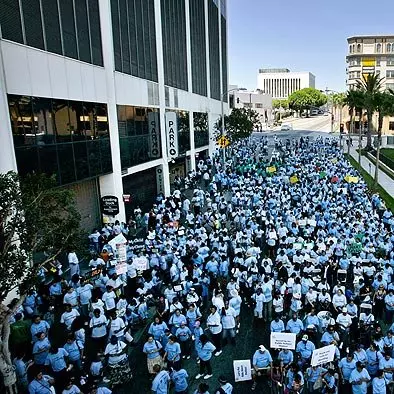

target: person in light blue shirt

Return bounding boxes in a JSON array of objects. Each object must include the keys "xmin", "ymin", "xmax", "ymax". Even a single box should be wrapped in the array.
[
  {"xmin": 372, "ymin": 370, "xmax": 387, "ymax": 394},
  {"xmin": 321, "ymin": 369, "xmax": 336, "ymax": 393},
  {"xmin": 45, "ymin": 346, "xmax": 68, "ymax": 373},
  {"xmin": 349, "ymin": 362, "xmax": 371, "ymax": 394},
  {"xmin": 306, "ymin": 365, "xmax": 327, "ymax": 392},
  {"xmin": 171, "ymin": 365, "xmax": 189, "ymax": 393},
  {"xmin": 339, "ymin": 353, "xmax": 357, "ymax": 383},
  {"xmin": 148, "ymin": 317, "xmax": 169, "ymax": 342},
  {"xmin": 252, "ymin": 345, "xmax": 273, "ymax": 369},
  {"xmin": 366, "ymin": 343, "xmax": 382, "ymax": 377},
  {"xmin": 164, "ymin": 336, "xmax": 181, "ymax": 369},
  {"xmin": 354, "ymin": 346, "xmax": 368, "ymax": 365},
  {"xmin": 63, "ymin": 334, "xmax": 83, "ymax": 370},
  {"xmin": 32, "ymin": 333, "xmax": 51, "ymax": 366},
  {"xmin": 278, "ymin": 349, "xmax": 294, "ymax": 367},
  {"xmin": 270, "ymin": 316, "xmax": 285, "ymax": 332},
  {"xmin": 30, "ymin": 316, "xmax": 50, "ymax": 343},
  {"xmin": 304, "ymin": 309, "xmax": 320, "ymax": 330},
  {"xmin": 385, "ymin": 291, "xmax": 394, "ymax": 322},
  {"xmin": 296, "ymin": 335, "xmax": 315, "ymax": 365},
  {"xmin": 286, "ymin": 314, "xmax": 303, "ymax": 334},
  {"xmin": 195, "ymin": 334, "xmax": 216, "ymax": 379},
  {"xmin": 152, "ymin": 366, "xmax": 170, "ymax": 394},
  {"xmin": 28, "ymin": 368, "xmax": 54, "ymax": 394},
  {"xmin": 379, "ymin": 353, "xmax": 394, "ymax": 382}
]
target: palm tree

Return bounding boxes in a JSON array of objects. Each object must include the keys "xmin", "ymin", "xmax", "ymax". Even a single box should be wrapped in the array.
[
  {"xmin": 373, "ymin": 91, "xmax": 394, "ymax": 188},
  {"xmin": 356, "ymin": 73, "xmax": 385, "ymax": 149},
  {"xmin": 344, "ymin": 90, "xmax": 364, "ymax": 160}
]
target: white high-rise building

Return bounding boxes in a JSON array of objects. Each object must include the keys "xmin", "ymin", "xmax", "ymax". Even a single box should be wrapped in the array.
[
  {"xmin": 0, "ymin": 0, "xmax": 228, "ymax": 227},
  {"xmin": 257, "ymin": 68, "xmax": 315, "ymax": 99}
]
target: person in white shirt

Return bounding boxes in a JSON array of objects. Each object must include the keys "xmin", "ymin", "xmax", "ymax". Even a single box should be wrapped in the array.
[
  {"xmin": 60, "ymin": 304, "xmax": 80, "ymax": 330},
  {"xmin": 89, "ymin": 309, "xmax": 108, "ymax": 351},
  {"xmin": 221, "ymin": 301, "xmax": 237, "ymax": 346},
  {"xmin": 104, "ymin": 336, "xmax": 131, "ymax": 386},
  {"xmin": 251, "ymin": 288, "xmax": 266, "ymax": 319},
  {"xmin": 102, "ymin": 286, "xmax": 116, "ymax": 313},
  {"xmin": 336, "ymin": 307, "xmax": 352, "ymax": 331},
  {"xmin": 272, "ymin": 292, "xmax": 284, "ymax": 315},
  {"xmin": 332, "ymin": 289, "xmax": 347, "ymax": 314},
  {"xmin": 206, "ymin": 306, "xmax": 222, "ymax": 356},
  {"xmin": 109, "ymin": 311, "xmax": 126, "ymax": 339}
]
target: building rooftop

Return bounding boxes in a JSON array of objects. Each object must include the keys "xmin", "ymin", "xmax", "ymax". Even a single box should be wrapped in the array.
[
  {"xmin": 347, "ymin": 34, "xmax": 394, "ymax": 41},
  {"xmin": 259, "ymin": 68, "xmax": 290, "ymax": 74}
]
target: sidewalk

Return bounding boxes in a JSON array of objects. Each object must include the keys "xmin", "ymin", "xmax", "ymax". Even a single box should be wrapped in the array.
[{"xmin": 348, "ymin": 145, "xmax": 394, "ymax": 197}]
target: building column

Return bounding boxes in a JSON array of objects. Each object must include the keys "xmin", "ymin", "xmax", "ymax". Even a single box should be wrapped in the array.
[
  {"xmin": 0, "ymin": 42, "xmax": 18, "ymax": 173},
  {"xmin": 98, "ymin": 0, "xmax": 126, "ymax": 222},
  {"xmin": 154, "ymin": 0, "xmax": 171, "ymax": 196},
  {"xmin": 185, "ymin": 0, "xmax": 196, "ymax": 171}
]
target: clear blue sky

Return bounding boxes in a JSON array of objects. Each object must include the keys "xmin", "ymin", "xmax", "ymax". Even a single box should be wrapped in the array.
[{"xmin": 228, "ymin": 0, "xmax": 394, "ymax": 93}]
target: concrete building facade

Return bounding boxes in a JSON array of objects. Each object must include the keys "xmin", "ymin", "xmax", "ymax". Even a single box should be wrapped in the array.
[
  {"xmin": 347, "ymin": 35, "xmax": 394, "ymax": 134},
  {"xmin": 0, "ymin": 0, "xmax": 228, "ymax": 227},
  {"xmin": 257, "ymin": 68, "xmax": 315, "ymax": 99},
  {"xmin": 229, "ymin": 86, "xmax": 273, "ymax": 128}
]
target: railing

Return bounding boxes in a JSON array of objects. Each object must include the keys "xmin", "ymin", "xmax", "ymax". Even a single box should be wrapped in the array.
[
  {"xmin": 370, "ymin": 149, "xmax": 394, "ymax": 171},
  {"xmin": 119, "ymin": 134, "xmax": 162, "ymax": 169}
]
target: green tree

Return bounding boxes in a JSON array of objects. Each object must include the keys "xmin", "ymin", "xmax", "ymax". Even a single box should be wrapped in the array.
[
  {"xmin": 288, "ymin": 88, "xmax": 327, "ymax": 114},
  {"xmin": 356, "ymin": 73, "xmax": 384, "ymax": 149},
  {"xmin": 272, "ymin": 99, "xmax": 289, "ymax": 109},
  {"xmin": 373, "ymin": 91, "xmax": 394, "ymax": 187},
  {"xmin": 215, "ymin": 108, "xmax": 260, "ymax": 141},
  {"xmin": 0, "ymin": 172, "xmax": 83, "ymax": 390}
]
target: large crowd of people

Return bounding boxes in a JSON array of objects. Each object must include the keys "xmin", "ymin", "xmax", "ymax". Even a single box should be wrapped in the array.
[{"xmin": 9, "ymin": 135, "xmax": 394, "ymax": 394}]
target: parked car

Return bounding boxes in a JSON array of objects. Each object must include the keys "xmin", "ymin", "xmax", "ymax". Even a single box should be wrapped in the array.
[
  {"xmin": 281, "ymin": 124, "xmax": 293, "ymax": 131},
  {"xmin": 310, "ymin": 109, "xmax": 318, "ymax": 116}
]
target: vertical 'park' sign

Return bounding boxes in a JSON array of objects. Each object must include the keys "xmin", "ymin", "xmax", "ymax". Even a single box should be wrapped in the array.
[{"xmin": 165, "ymin": 111, "xmax": 179, "ymax": 159}]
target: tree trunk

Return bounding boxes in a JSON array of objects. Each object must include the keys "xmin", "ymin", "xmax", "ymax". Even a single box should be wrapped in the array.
[
  {"xmin": 374, "ymin": 131, "xmax": 381, "ymax": 190},
  {"xmin": 366, "ymin": 111, "xmax": 373, "ymax": 149},
  {"xmin": 348, "ymin": 113, "xmax": 353, "ymax": 156},
  {"xmin": 0, "ymin": 316, "xmax": 17, "ymax": 393}
]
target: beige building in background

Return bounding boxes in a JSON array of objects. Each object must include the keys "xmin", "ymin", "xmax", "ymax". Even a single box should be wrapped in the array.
[{"xmin": 346, "ymin": 35, "xmax": 394, "ymax": 134}]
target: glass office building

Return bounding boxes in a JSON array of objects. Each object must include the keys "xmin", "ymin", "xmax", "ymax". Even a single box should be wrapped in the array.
[{"xmin": 0, "ymin": 0, "xmax": 228, "ymax": 225}]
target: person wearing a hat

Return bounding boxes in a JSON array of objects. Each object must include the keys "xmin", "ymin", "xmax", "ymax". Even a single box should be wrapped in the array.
[
  {"xmin": 215, "ymin": 376, "xmax": 233, "ymax": 394},
  {"xmin": 251, "ymin": 345, "xmax": 273, "ymax": 390},
  {"xmin": 349, "ymin": 361, "xmax": 371, "ymax": 394},
  {"xmin": 295, "ymin": 335, "xmax": 315, "ymax": 367},
  {"xmin": 175, "ymin": 321, "xmax": 192, "ymax": 360}
]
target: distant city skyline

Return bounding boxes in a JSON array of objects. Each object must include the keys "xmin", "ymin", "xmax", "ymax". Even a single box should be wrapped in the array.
[{"xmin": 228, "ymin": 0, "xmax": 394, "ymax": 94}]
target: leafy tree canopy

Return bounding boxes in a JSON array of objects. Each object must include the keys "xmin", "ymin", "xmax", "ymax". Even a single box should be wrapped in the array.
[
  {"xmin": 272, "ymin": 99, "xmax": 289, "ymax": 109},
  {"xmin": 288, "ymin": 88, "xmax": 327, "ymax": 111},
  {"xmin": 0, "ymin": 172, "xmax": 83, "ymax": 302},
  {"xmin": 215, "ymin": 108, "xmax": 260, "ymax": 142}
]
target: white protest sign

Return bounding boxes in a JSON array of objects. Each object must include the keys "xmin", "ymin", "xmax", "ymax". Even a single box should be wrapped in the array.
[
  {"xmin": 270, "ymin": 332, "xmax": 296, "ymax": 350},
  {"xmin": 311, "ymin": 344, "xmax": 335, "ymax": 366},
  {"xmin": 133, "ymin": 256, "xmax": 149, "ymax": 271},
  {"xmin": 233, "ymin": 359, "xmax": 252, "ymax": 382},
  {"xmin": 298, "ymin": 219, "xmax": 307, "ymax": 227},
  {"xmin": 115, "ymin": 262, "xmax": 127, "ymax": 275}
]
